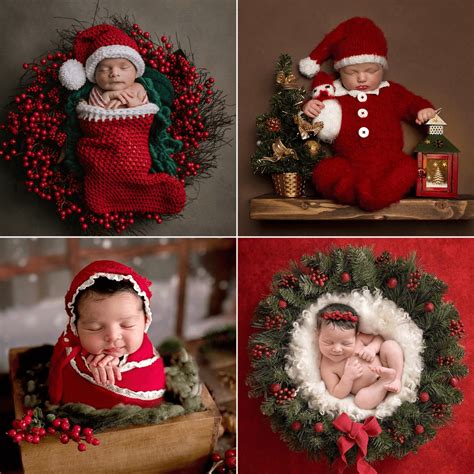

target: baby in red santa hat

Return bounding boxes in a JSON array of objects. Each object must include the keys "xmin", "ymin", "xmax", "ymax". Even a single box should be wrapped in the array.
[
  {"xmin": 58, "ymin": 24, "xmax": 186, "ymax": 216},
  {"xmin": 48, "ymin": 260, "xmax": 166, "ymax": 409},
  {"xmin": 300, "ymin": 17, "xmax": 437, "ymax": 211}
]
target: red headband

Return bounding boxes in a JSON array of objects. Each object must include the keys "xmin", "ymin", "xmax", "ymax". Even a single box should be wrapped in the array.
[{"xmin": 321, "ymin": 310, "xmax": 358, "ymax": 322}]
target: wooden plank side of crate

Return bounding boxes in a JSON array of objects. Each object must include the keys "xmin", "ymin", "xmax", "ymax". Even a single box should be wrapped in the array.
[
  {"xmin": 250, "ymin": 194, "xmax": 474, "ymax": 220},
  {"xmin": 9, "ymin": 348, "xmax": 221, "ymax": 474}
]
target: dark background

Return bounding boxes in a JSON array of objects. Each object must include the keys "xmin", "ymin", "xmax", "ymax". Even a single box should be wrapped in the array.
[
  {"xmin": 0, "ymin": 0, "xmax": 236, "ymax": 236},
  {"xmin": 238, "ymin": 238, "xmax": 474, "ymax": 474},
  {"xmin": 239, "ymin": 0, "xmax": 474, "ymax": 235}
]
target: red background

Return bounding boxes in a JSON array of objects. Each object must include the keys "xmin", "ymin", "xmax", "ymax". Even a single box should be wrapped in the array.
[{"xmin": 238, "ymin": 238, "xmax": 474, "ymax": 474}]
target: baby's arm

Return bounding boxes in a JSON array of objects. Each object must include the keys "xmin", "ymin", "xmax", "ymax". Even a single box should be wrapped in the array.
[
  {"xmin": 86, "ymin": 353, "xmax": 122, "ymax": 386},
  {"xmin": 322, "ymin": 358, "xmax": 363, "ymax": 398},
  {"xmin": 357, "ymin": 333, "xmax": 384, "ymax": 362},
  {"xmin": 302, "ymin": 99, "xmax": 325, "ymax": 119}
]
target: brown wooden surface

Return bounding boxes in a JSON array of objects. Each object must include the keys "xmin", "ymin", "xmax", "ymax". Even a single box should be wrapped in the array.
[
  {"xmin": 9, "ymin": 348, "xmax": 221, "ymax": 474},
  {"xmin": 250, "ymin": 194, "xmax": 474, "ymax": 220}
]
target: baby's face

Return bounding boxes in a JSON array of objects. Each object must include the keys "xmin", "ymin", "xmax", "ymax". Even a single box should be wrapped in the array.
[
  {"xmin": 95, "ymin": 58, "xmax": 137, "ymax": 91},
  {"xmin": 76, "ymin": 291, "xmax": 146, "ymax": 357},
  {"xmin": 339, "ymin": 63, "xmax": 384, "ymax": 92},
  {"xmin": 318, "ymin": 323, "xmax": 356, "ymax": 362}
]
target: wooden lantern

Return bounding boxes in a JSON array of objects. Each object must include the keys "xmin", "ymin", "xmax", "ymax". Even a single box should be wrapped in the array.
[{"xmin": 415, "ymin": 114, "xmax": 459, "ymax": 198}]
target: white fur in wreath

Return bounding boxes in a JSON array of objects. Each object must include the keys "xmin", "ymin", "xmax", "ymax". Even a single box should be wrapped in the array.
[{"xmin": 285, "ymin": 288, "xmax": 424, "ymax": 421}]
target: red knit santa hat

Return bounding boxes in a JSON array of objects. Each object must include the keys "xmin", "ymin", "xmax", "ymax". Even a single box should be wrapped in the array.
[
  {"xmin": 59, "ymin": 24, "xmax": 146, "ymax": 91},
  {"xmin": 299, "ymin": 17, "xmax": 388, "ymax": 79}
]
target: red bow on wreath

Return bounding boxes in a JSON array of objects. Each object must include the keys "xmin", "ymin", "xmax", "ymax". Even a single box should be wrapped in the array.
[{"xmin": 332, "ymin": 413, "xmax": 381, "ymax": 474}]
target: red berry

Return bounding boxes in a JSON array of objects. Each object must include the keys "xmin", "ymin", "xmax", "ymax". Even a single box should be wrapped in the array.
[
  {"xmin": 278, "ymin": 299, "xmax": 288, "ymax": 309},
  {"xmin": 91, "ymin": 438, "xmax": 100, "ymax": 446},
  {"xmin": 415, "ymin": 424, "xmax": 425, "ymax": 434},
  {"xmin": 387, "ymin": 277, "xmax": 398, "ymax": 289},
  {"xmin": 52, "ymin": 418, "xmax": 61, "ymax": 428},
  {"xmin": 419, "ymin": 392, "xmax": 430, "ymax": 403},
  {"xmin": 225, "ymin": 449, "xmax": 236, "ymax": 458},
  {"xmin": 23, "ymin": 415, "xmax": 32, "ymax": 425},
  {"xmin": 291, "ymin": 421, "xmax": 302, "ymax": 431},
  {"xmin": 25, "ymin": 434, "xmax": 34, "ymax": 443},
  {"xmin": 313, "ymin": 422, "xmax": 324, "ymax": 433},
  {"xmin": 32, "ymin": 435, "xmax": 40, "ymax": 444},
  {"xmin": 78, "ymin": 443, "xmax": 87, "ymax": 452},
  {"xmin": 211, "ymin": 452, "xmax": 222, "ymax": 462},
  {"xmin": 60, "ymin": 434, "xmax": 69, "ymax": 444},
  {"xmin": 13, "ymin": 434, "xmax": 23, "ymax": 443},
  {"xmin": 82, "ymin": 427, "xmax": 93, "ymax": 437},
  {"xmin": 424, "ymin": 302, "xmax": 435, "ymax": 312},
  {"xmin": 340, "ymin": 272, "xmax": 351, "ymax": 283},
  {"xmin": 7, "ymin": 429, "xmax": 16, "ymax": 438},
  {"xmin": 450, "ymin": 377, "xmax": 459, "ymax": 387},
  {"xmin": 270, "ymin": 383, "xmax": 281, "ymax": 393},
  {"xmin": 225, "ymin": 456, "xmax": 237, "ymax": 469}
]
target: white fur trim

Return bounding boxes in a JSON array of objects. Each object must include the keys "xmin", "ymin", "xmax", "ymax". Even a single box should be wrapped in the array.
[
  {"xmin": 67, "ymin": 272, "xmax": 153, "ymax": 336},
  {"xmin": 76, "ymin": 101, "xmax": 159, "ymax": 122},
  {"xmin": 312, "ymin": 99, "xmax": 341, "ymax": 143},
  {"xmin": 285, "ymin": 289, "xmax": 424, "ymax": 421},
  {"xmin": 85, "ymin": 45, "xmax": 145, "ymax": 83},
  {"xmin": 334, "ymin": 55, "xmax": 388, "ymax": 70},
  {"xmin": 59, "ymin": 59, "xmax": 87, "ymax": 91},
  {"xmin": 68, "ymin": 351, "xmax": 164, "ymax": 401},
  {"xmin": 299, "ymin": 57, "xmax": 320, "ymax": 78}
]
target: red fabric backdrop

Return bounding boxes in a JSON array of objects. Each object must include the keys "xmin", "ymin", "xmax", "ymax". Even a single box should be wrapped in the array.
[{"xmin": 238, "ymin": 238, "xmax": 474, "ymax": 474}]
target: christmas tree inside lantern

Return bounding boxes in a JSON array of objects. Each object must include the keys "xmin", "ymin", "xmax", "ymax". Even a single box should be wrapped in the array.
[{"xmin": 415, "ymin": 112, "xmax": 459, "ymax": 198}]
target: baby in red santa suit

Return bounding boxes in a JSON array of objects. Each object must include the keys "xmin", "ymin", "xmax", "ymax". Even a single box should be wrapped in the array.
[
  {"xmin": 48, "ymin": 260, "xmax": 166, "ymax": 409},
  {"xmin": 300, "ymin": 17, "xmax": 437, "ymax": 211}
]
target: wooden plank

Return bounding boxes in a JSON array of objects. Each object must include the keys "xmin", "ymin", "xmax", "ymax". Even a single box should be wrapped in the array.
[
  {"xmin": 250, "ymin": 194, "xmax": 474, "ymax": 220},
  {"xmin": 9, "ymin": 348, "xmax": 221, "ymax": 474}
]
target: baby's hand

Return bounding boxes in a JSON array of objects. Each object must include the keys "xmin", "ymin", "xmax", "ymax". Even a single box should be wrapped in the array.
[
  {"xmin": 86, "ymin": 353, "xmax": 122, "ymax": 386},
  {"xmin": 302, "ymin": 99, "xmax": 325, "ymax": 119},
  {"xmin": 357, "ymin": 346, "xmax": 376, "ymax": 362},
  {"xmin": 343, "ymin": 357, "xmax": 364, "ymax": 381},
  {"xmin": 416, "ymin": 107, "xmax": 437, "ymax": 125}
]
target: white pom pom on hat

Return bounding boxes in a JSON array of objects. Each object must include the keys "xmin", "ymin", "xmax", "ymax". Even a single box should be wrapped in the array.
[{"xmin": 58, "ymin": 59, "xmax": 87, "ymax": 91}]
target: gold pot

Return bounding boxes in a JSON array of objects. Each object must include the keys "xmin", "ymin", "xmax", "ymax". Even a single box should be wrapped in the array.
[{"xmin": 271, "ymin": 173, "xmax": 304, "ymax": 198}]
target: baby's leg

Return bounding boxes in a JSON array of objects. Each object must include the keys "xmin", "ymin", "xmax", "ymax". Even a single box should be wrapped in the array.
[
  {"xmin": 312, "ymin": 156, "xmax": 356, "ymax": 205},
  {"xmin": 354, "ymin": 368, "xmax": 395, "ymax": 409},
  {"xmin": 379, "ymin": 340, "xmax": 404, "ymax": 393}
]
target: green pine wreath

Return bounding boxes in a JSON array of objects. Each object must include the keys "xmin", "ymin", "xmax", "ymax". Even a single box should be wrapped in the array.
[{"xmin": 247, "ymin": 246, "xmax": 467, "ymax": 467}]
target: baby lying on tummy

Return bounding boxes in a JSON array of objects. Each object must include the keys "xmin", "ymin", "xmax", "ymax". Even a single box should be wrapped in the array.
[{"xmin": 317, "ymin": 304, "xmax": 404, "ymax": 409}]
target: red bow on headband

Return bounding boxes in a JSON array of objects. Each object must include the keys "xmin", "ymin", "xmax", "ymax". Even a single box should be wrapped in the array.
[{"xmin": 332, "ymin": 413, "xmax": 381, "ymax": 474}]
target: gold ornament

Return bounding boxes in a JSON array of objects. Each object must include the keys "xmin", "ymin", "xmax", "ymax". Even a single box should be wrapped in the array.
[
  {"xmin": 294, "ymin": 114, "xmax": 324, "ymax": 140},
  {"xmin": 276, "ymin": 71, "xmax": 298, "ymax": 89},
  {"xmin": 260, "ymin": 138, "xmax": 298, "ymax": 163},
  {"xmin": 305, "ymin": 140, "xmax": 321, "ymax": 157}
]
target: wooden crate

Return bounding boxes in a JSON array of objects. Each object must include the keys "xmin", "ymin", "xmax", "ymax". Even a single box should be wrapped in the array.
[
  {"xmin": 250, "ymin": 194, "xmax": 474, "ymax": 220},
  {"xmin": 9, "ymin": 348, "xmax": 221, "ymax": 474}
]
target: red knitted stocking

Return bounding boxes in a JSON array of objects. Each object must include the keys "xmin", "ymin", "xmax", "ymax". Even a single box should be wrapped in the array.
[{"xmin": 77, "ymin": 113, "xmax": 186, "ymax": 214}]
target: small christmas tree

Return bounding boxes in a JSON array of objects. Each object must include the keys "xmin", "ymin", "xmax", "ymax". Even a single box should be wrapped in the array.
[{"xmin": 250, "ymin": 54, "xmax": 324, "ymax": 179}]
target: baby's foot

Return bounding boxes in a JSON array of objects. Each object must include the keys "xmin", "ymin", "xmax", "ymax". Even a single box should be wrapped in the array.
[{"xmin": 369, "ymin": 366, "xmax": 400, "ymax": 393}]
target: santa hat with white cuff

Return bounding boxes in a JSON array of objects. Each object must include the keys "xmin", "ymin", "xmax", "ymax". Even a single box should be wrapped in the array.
[
  {"xmin": 59, "ymin": 24, "xmax": 145, "ymax": 91},
  {"xmin": 299, "ymin": 17, "xmax": 388, "ymax": 79}
]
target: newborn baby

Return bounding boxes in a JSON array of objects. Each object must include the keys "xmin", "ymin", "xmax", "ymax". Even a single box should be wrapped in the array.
[
  {"xmin": 49, "ymin": 260, "xmax": 166, "ymax": 409},
  {"xmin": 88, "ymin": 57, "xmax": 149, "ymax": 109},
  {"xmin": 58, "ymin": 24, "xmax": 186, "ymax": 215},
  {"xmin": 317, "ymin": 304, "xmax": 404, "ymax": 410}
]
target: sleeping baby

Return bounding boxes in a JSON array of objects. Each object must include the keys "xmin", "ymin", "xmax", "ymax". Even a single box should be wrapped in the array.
[{"xmin": 317, "ymin": 303, "xmax": 404, "ymax": 409}]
